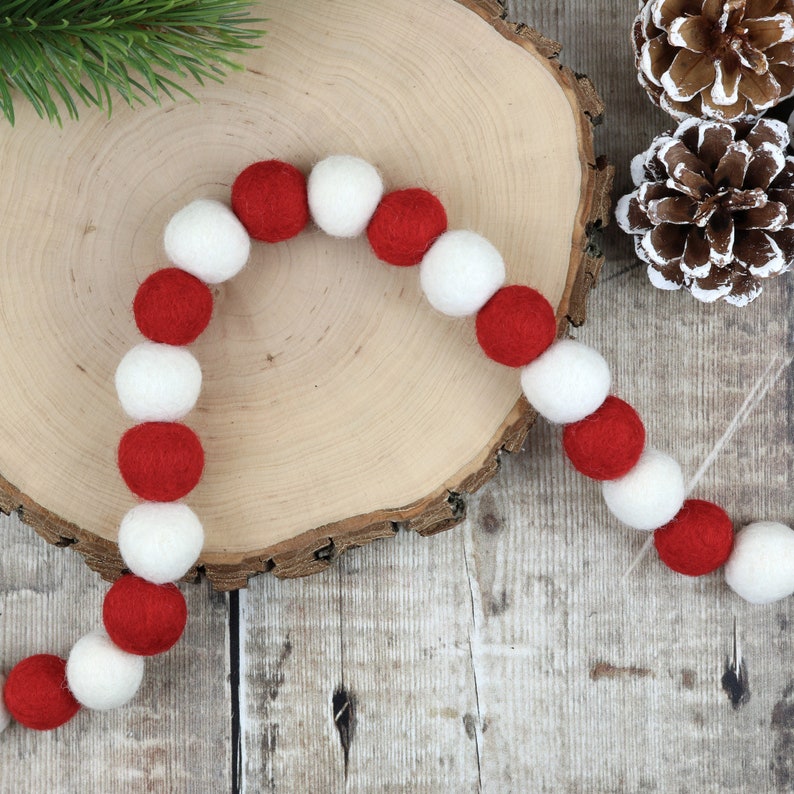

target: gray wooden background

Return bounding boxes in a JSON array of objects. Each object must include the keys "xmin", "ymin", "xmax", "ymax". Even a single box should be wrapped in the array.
[{"xmin": 1, "ymin": 1, "xmax": 792, "ymax": 792}]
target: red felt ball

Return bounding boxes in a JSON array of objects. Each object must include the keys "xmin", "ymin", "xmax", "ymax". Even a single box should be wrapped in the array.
[
  {"xmin": 118, "ymin": 422, "xmax": 204, "ymax": 501},
  {"xmin": 134, "ymin": 268, "xmax": 213, "ymax": 346},
  {"xmin": 232, "ymin": 160, "xmax": 309, "ymax": 242},
  {"xmin": 654, "ymin": 499, "xmax": 735, "ymax": 577},
  {"xmin": 475, "ymin": 285, "xmax": 556, "ymax": 367},
  {"xmin": 132, "ymin": 267, "xmax": 212, "ymax": 345},
  {"xmin": 562, "ymin": 396, "xmax": 646, "ymax": 480},
  {"xmin": 366, "ymin": 188, "xmax": 448, "ymax": 266},
  {"xmin": 103, "ymin": 574, "xmax": 188, "ymax": 656},
  {"xmin": 4, "ymin": 654, "xmax": 80, "ymax": 730}
]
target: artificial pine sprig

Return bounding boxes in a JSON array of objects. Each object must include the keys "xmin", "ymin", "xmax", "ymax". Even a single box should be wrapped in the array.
[{"xmin": 0, "ymin": 0, "xmax": 263, "ymax": 125}]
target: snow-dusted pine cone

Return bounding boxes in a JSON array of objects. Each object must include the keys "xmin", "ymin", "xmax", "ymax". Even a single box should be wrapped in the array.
[
  {"xmin": 616, "ymin": 116, "xmax": 794, "ymax": 305},
  {"xmin": 634, "ymin": 0, "xmax": 794, "ymax": 121}
]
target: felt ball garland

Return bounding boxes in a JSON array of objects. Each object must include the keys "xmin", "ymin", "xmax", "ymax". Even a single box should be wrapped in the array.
[{"xmin": 2, "ymin": 154, "xmax": 791, "ymax": 735}]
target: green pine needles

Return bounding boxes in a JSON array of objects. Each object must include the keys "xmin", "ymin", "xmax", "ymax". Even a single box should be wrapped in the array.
[{"xmin": 0, "ymin": 0, "xmax": 264, "ymax": 125}]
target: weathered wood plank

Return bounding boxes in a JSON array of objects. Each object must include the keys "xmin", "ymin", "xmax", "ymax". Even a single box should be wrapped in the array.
[
  {"xmin": 237, "ymin": 569, "xmax": 345, "ymax": 791},
  {"xmin": 0, "ymin": 510, "xmax": 232, "ymax": 792},
  {"xmin": 240, "ymin": 529, "xmax": 483, "ymax": 792}
]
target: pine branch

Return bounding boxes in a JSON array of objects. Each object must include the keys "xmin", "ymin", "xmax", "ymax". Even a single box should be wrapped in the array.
[{"xmin": 0, "ymin": 0, "xmax": 264, "ymax": 125}]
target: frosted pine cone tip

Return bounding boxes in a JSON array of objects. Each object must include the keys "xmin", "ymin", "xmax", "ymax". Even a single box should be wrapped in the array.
[
  {"xmin": 634, "ymin": 0, "xmax": 794, "ymax": 122},
  {"xmin": 617, "ymin": 116, "xmax": 794, "ymax": 306}
]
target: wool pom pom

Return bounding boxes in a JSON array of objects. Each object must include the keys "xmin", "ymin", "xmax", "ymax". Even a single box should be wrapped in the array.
[
  {"xmin": 419, "ymin": 230, "xmax": 506, "ymax": 317},
  {"xmin": 66, "ymin": 630, "xmax": 144, "ymax": 711},
  {"xmin": 654, "ymin": 500, "xmax": 734, "ymax": 576},
  {"xmin": 115, "ymin": 342, "xmax": 202, "ymax": 422},
  {"xmin": 0, "ymin": 674, "xmax": 10, "ymax": 733},
  {"xmin": 118, "ymin": 502, "xmax": 204, "ymax": 584},
  {"xmin": 231, "ymin": 160, "xmax": 309, "ymax": 242},
  {"xmin": 724, "ymin": 521, "xmax": 794, "ymax": 604},
  {"xmin": 519, "ymin": 339, "xmax": 611, "ymax": 424},
  {"xmin": 164, "ymin": 199, "xmax": 251, "ymax": 284},
  {"xmin": 117, "ymin": 422, "xmax": 204, "ymax": 502},
  {"xmin": 601, "ymin": 447, "xmax": 686, "ymax": 531},
  {"xmin": 3, "ymin": 655, "xmax": 80, "ymax": 731},
  {"xmin": 476, "ymin": 285, "xmax": 557, "ymax": 367},
  {"xmin": 308, "ymin": 155, "xmax": 384, "ymax": 237},
  {"xmin": 367, "ymin": 188, "xmax": 448, "ymax": 266},
  {"xmin": 133, "ymin": 268, "xmax": 213, "ymax": 346},
  {"xmin": 103, "ymin": 575, "xmax": 188, "ymax": 656},
  {"xmin": 562, "ymin": 396, "xmax": 645, "ymax": 480}
]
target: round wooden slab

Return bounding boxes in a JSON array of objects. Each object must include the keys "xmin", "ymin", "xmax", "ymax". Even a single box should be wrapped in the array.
[{"xmin": 0, "ymin": 0, "xmax": 610, "ymax": 589}]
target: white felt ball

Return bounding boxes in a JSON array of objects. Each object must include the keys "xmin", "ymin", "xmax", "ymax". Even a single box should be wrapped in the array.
[
  {"xmin": 520, "ymin": 339, "xmax": 611, "ymax": 424},
  {"xmin": 419, "ymin": 230, "xmax": 506, "ymax": 317},
  {"xmin": 308, "ymin": 155, "xmax": 384, "ymax": 237},
  {"xmin": 602, "ymin": 447, "xmax": 685, "ymax": 531},
  {"xmin": 0, "ymin": 674, "xmax": 11, "ymax": 733},
  {"xmin": 66, "ymin": 630, "xmax": 144, "ymax": 711},
  {"xmin": 164, "ymin": 198, "xmax": 250, "ymax": 284},
  {"xmin": 118, "ymin": 502, "xmax": 204, "ymax": 584},
  {"xmin": 115, "ymin": 342, "xmax": 202, "ymax": 422},
  {"xmin": 724, "ymin": 521, "xmax": 794, "ymax": 604}
]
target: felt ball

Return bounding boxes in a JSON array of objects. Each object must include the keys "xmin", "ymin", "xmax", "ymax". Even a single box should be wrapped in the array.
[
  {"xmin": 164, "ymin": 199, "xmax": 251, "ymax": 284},
  {"xmin": 367, "ymin": 188, "xmax": 448, "ymax": 266},
  {"xmin": 562, "ymin": 396, "xmax": 646, "ymax": 480},
  {"xmin": 118, "ymin": 502, "xmax": 204, "ymax": 584},
  {"xmin": 307, "ymin": 155, "xmax": 384, "ymax": 237},
  {"xmin": 66, "ymin": 630, "xmax": 145, "ymax": 711},
  {"xmin": 0, "ymin": 674, "xmax": 10, "ymax": 733},
  {"xmin": 115, "ymin": 342, "xmax": 202, "ymax": 422},
  {"xmin": 519, "ymin": 339, "xmax": 611, "ymax": 424},
  {"xmin": 3, "ymin": 654, "xmax": 80, "ymax": 731},
  {"xmin": 601, "ymin": 447, "xmax": 686, "ymax": 531},
  {"xmin": 117, "ymin": 422, "xmax": 204, "ymax": 502},
  {"xmin": 133, "ymin": 267, "xmax": 213, "ymax": 345},
  {"xmin": 654, "ymin": 500, "xmax": 735, "ymax": 576},
  {"xmin": 476, "ymin": 285, "xmax": 557, "ymax": 367},
  {"xmin": 419, "ymin": 230, "xmax": 506, "ymax": 317},
  {"xmin": 724, "ymin": 521, "xmax": 794, "ymax": 604},
  {"xmin": 231, "ymin": 160, "xmax": 309, "ymax": 242},
  {"xmin": 103, "ymin": 575, "xmax": 188, "ymax": 656}
]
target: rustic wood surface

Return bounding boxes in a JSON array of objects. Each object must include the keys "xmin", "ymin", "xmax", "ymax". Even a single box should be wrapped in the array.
[
  {"xmin": 0, "ymin": 0, "xmax": 608, "ymax": 590},
  {"xmin": 1, "ymin": 0, "xmax": 792, "ymax": 792}
]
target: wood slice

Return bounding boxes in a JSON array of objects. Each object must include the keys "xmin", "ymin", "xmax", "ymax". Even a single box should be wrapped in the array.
[{"xmin": 0, "ymin": 0, "xmax": 610, "ymax": 589}]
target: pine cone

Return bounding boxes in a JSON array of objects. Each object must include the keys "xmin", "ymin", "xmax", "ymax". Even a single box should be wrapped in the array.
[
  {"xmin": 616, "ymin": 116, "xmax": 794, "ymax": 305},
  {"xmin": 634, "ymin": 0, "xmax": 794, "ymax": 121}
]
